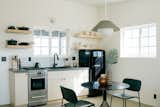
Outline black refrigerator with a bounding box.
[79,49,105,97]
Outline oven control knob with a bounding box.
[37,72,42,74]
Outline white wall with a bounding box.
[100,0,160,106]
[0,0,100,105]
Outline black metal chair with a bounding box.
[110,78,141,107]
[60,86,95,107]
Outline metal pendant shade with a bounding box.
[92,20,120,32]
[92,0,120,34]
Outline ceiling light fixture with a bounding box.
[92,0,120,36]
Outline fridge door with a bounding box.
[79,50,91,67]
[91,50,105,81]
[79,49,105,97]
[88,50,105,97]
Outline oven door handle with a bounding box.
[31,95,46,99]
[31,77,46,79]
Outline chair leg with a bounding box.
[110,96,113,107]
[123,99,125,107]
[138,92,141,107]
[125,99,126,107]
[61,99,64,107]
[139,98,141,107]
[123,89,125,107]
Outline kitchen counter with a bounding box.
[9,68,28,73]
[9,67,89,73]
[48,67,89,71]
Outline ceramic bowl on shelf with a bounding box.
[7,39,17,45]
[18,42,30,46]
[17,26,30,30]
[8,26,16,30]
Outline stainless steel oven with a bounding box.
[28,70,48,107]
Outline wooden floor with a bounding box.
[46,97,153,107]
[0,96,153,107]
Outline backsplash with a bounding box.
[20,56,75,68]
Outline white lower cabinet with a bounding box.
[48,69,89,101]
[72,70,89,96]
[48,71,63,100]
[9,68,89,106]
[10,72,28,106]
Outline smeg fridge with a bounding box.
[79,49,105,97]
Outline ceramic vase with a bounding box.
[98,74,108,87]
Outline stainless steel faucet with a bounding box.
[53,53,59,68]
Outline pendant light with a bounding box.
[92,0,120,36]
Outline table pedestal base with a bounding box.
[100,101,109,107]
[82,82,129,107]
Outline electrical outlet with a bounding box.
[154,94,157,99]
[1,57,6,62]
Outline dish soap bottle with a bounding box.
[72,56,77,67]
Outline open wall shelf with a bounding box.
[6,45,32,49]
[6,29,32,34]
[74,31,103,39]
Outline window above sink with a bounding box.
[32,26,69,57]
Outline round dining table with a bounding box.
[82,81,129,107]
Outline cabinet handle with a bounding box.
[62,78,66,81]
[31,95,46,99]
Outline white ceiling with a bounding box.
[68,0,130,7]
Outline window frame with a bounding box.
[120,23,157,58]
[32,26,69,57]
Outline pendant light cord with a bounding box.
[104,0,107,19]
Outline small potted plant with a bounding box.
[105,49,118,83]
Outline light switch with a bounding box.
[28,57,31,61]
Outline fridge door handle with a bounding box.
[94,64,101,67]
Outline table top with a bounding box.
[82,81,129,91]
